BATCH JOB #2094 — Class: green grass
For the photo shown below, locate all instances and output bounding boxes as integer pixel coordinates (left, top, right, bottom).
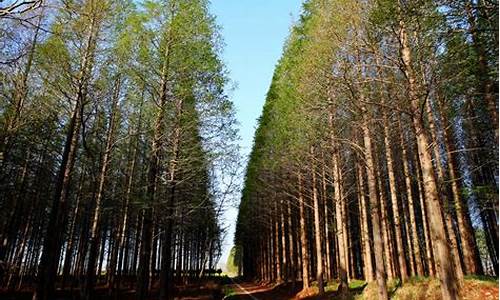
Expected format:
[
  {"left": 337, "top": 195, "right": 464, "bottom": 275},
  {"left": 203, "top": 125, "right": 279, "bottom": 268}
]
[
  {"left": 325, "top": 281, "right": 339, "bottom": 292},
  {"left": 355, "top": 276, "right": 499, "bottom": 300},
  {"left": 310, "top": 279, "right": 367, "bottom": 294},
  {"left": 387, "top": 278, "right": 401, "bottom": 295},
  {"left": 464, "top": 274, "right": 499, "bottom": 283},
  {"left": 349, "top": 279, "right": 367, "bottom": 289},
  {"left": 222, "top": 286, "right": 236, "bottom": 297}
]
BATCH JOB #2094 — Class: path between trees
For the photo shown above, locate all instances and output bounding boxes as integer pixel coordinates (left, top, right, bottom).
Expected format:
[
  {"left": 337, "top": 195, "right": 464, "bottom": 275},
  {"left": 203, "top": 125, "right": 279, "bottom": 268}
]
[{"left": 222, "top": 280, "right": 301, "bottom": 300}]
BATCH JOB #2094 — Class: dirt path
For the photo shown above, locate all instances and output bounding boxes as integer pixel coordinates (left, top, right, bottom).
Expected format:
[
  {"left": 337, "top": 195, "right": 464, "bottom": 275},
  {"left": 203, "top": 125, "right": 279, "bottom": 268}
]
[{"left": 223, "top": 280, "right": 301, "bottom": 300}]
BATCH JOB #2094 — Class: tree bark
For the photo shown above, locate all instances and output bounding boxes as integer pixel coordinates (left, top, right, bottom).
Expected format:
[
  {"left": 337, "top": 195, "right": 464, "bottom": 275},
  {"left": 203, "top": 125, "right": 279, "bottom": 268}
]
[
  {"left": 84, "top": 76, "right": 121, "bottom": 300},
  {"left": 361, "top": 103, "right": 388, "bottom": 300},
  {"left": 425, "top": 99, "right": 464, "bottom": 284},
  {"left": 382, "top": 107, "right": 408, "bottom": 281},
  {"left": 327, "top": 107, "right": 349, "bottom": 294},
  {"left": 398, "top": 117, "right": 424, "bottom": 276},
  {"left": 310, "top": 146, "right": 324, "bottom": 295},
  {"left": 357, "top": 163, "right": 373, "bottom": 282},
  {"left": 321, "top": 162, "right": 332, "bottom": 281},
  {"left": 437, "top": 95, "right": 483, "bottom": 275},
  {"left": 399, "top": 18, "right": 459, "bottom": 300},
  {"left": 298, "top": 172, "right": 310, "bottom": 290}
]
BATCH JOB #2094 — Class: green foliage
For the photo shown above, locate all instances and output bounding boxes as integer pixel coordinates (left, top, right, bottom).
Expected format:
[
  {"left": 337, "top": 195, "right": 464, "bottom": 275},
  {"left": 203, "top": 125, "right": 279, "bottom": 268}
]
[
  {"left": 0, "top": 0, "right": 238, "bottom": 288},
  {"left": 235, "top": 0, "right": 498, "bottom": 287}
]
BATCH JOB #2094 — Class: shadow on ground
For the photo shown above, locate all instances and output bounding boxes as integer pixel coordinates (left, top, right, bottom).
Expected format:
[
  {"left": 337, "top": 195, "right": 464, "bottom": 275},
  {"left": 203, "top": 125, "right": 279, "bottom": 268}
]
[{"left": 224, "top": 281, "right": 367, "bottom": 300}]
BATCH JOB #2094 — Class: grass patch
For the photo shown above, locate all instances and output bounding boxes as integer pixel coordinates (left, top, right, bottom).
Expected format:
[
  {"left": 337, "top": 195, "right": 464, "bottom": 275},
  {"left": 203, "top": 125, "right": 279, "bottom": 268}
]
[
  {"left": 301, "top": 275, "right": 498, "bottom": 299},
  {"left": 384, "top": 276, "right": 497, "bottom": 300},
  {"left": 464, "top": 274, "right": 499, "bottom": 284},
  {"left": 325, "top": 281, "right": 340, "bottom": 293},
  {"left": 349, "top": 279, "right": 367, "bottom": 289},
  {"left": 222, "top": 286, "right": 236, "bottom": 297}
]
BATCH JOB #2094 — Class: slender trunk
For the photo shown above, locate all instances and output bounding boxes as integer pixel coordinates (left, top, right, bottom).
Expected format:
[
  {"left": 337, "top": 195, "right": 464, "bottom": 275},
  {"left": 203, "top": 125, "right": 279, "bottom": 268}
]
[
  {"left": 327, "top": 108, "right": 349, "bottom": 294},
  {"left": 298, "top": 172, "right": 310, "bottom": 289},
  {"left": 159, "top": 97, "right": 181, "bottom": 300},
  {"left": 139, "top": 27, "right": 172, "bottom": 299},
  {"left": 357, "top": 163, "right": 373, "bottom": 281},
  {"left": 287, "top": 198, "right": 296, "bottom": 286},
  {"left": 425, "top": 100, "right": 465, "bottom": 284},
  {"left": 35, "top": 3, "right": 99, "bottom": 297},
  {"left": 399, "top": 18, "right": 459, "bottom": 299},
  {"left": 382, "top": 108, "right": 408, "bottom": 281},
  {"left": 437, "top": 96, "right": 483, "bottom": 275},
  {"left": 35, "top": 94, "right": 83, "bottom": 300},
  {"left": 1, "top": 152, "right": 30, "bottom": 268},
  {"left": 116, "top": 150, "right": 136, "bottom": 286},
  {"left": 84, "top": 77, "right": 121, "bottom": 300},
  {"left": 280, "top": 198, "right": 288, "bottom": 281},
  {"left": 401, "top": 185, "right": 415, "bottom": 276},
  {"left": 310, "top": 146, "right": 324, "bottom": 295},
  {"left": 132, "top": 214, "right": 142, "bottom": 280},
  {"left": 333, "top": 150, "right": 348, "bottom": 293},
  {"left": 274, "top": 199, "right": 282, "bottom": 282},
  {"left": 321, "top": 163, "right": 332, "bottom": 281},
  {"left": 377, "top": 170, "right": 394, "bottom": 280},
  {"left": 416, "top": 155, "right": 435, "bottom": 276},
  {"left": 116, "top": 101, "right": 143, "bottom": 290},
  {"left": 398, "top": 117, "right": 424, "bottom": 276},
  {"left": 342, "top": 180, "right": 350, "bottom": 281},
  {"left": 361, "top": 104, "right": 388, "bottom": 300},
  {"left": 61, "top": 173, "right": 84, "bottom": 287}
]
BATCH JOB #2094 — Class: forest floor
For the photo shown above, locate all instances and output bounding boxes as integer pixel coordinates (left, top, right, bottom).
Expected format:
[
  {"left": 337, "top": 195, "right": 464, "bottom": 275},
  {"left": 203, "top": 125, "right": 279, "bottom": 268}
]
[
  {"left": 0, "top": 276, "right": 497, "bottom": 299},
  {"left": 222, "top": 276, "right": 499, "bottom": 300},
  {"left": 0, "top": 277, "right": 228, "bottom": 300}
]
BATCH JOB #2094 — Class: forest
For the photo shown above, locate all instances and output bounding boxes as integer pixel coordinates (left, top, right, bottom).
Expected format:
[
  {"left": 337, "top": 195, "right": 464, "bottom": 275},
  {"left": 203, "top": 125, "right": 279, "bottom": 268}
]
[
  {"left": 234, "top": 0, "right": 498, "bottom": 300},
  {"left": 0, "top": 0, "right": 498, "bottom": 300},
  {"left": 0, "top": 0, "right": 239, "bottom": 299}
]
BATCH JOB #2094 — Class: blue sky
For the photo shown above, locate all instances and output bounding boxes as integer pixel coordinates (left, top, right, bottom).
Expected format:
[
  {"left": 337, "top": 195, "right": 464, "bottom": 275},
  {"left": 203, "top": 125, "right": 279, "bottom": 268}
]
[{"left": 209, "top": 0, "right": 304, "bottom": 268}]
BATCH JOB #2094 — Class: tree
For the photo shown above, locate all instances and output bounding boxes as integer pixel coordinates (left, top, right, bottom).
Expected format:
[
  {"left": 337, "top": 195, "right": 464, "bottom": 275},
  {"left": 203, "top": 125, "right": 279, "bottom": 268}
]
[{"left": 234, "top": 1, "right": 496, "bottom": 300}]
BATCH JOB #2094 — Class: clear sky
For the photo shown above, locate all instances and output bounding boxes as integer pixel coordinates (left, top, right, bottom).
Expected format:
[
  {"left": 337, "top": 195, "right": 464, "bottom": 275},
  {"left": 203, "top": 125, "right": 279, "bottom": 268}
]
[{"left": 209, "top": 0, "right": 304, "bottom": 268}]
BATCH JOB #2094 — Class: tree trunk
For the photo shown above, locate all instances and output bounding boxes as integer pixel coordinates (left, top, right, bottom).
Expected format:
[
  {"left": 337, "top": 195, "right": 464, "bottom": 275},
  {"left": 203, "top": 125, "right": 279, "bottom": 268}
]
[
  {"left": 425, "top": 99, "right": 464, "bottom": 285},
  {"left": 61, "top": 173, "right": 85, "bottom": 288},
  {"left": 35, "top": 3, "right": 99, "bottom": 297},
  {"left": 328, "top": 108, "right": 349, "bottom": 294},
  {"left": 35, "top": 89, "right": 83, "bottom": 300},
  {"left": 357, "top": 163, "right": 373, "bottom": 281},
  {"left": 377, "top": 169, "right": 395, "bottom": 280},
  {"left": 84, "top": 77, "right": 121, "bottom": 300},
  {"left": 274, "top": 199, "right": 282, "bottom": 282},
  {"left": 139, "top": 25, "right": 173, "bottom": 298},
  {"left": 287, "top": 198, "right": 296, "bottom": 286},
  {"left": 382, "top": 108, "right": 408, "bottom": 281},
  {"left": 321, "top": 162, "right": 332, "bottom": 281},
  {"left": 159, "top": 96, "right": 182, "bottom": 300},
  {"left": 399, "top": 18, "right": 459, "bottom": 300},
  {"left": 437, "top": 96, "right": 483, "bottom": 275},
  {"left": 280, "top": 198, "right": 288, "bottom": 281},
  {"left": 361, "top": 104, "right": 388, "bottom": 300},
  {"left": 398, "top": 116, "right": 424, "bottom": 276},
  {"left": 310, "top": 146, "right": 324, "bottom": 295},
  {"left": 298, "top": 172, "right": 310, "bottom": 290}
]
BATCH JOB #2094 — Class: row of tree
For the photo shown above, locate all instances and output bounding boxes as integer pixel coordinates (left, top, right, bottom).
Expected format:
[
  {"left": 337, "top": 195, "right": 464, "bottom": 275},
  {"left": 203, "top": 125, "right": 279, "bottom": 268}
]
[
  {"left": 234, "top": 0, "right": 498, "bottom": 300},
  {"left": 0, "top": 0, "right": 237, "bottom": 299}
]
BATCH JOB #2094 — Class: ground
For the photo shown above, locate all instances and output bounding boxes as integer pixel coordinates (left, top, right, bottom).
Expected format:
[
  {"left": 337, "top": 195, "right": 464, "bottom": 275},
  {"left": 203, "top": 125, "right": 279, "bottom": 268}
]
[
  {"left": 0, "top": 276, "right": 497, "bottom": 299},
  {"left": 222, "top": 276, "right": 499, "bottom": 300}
]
